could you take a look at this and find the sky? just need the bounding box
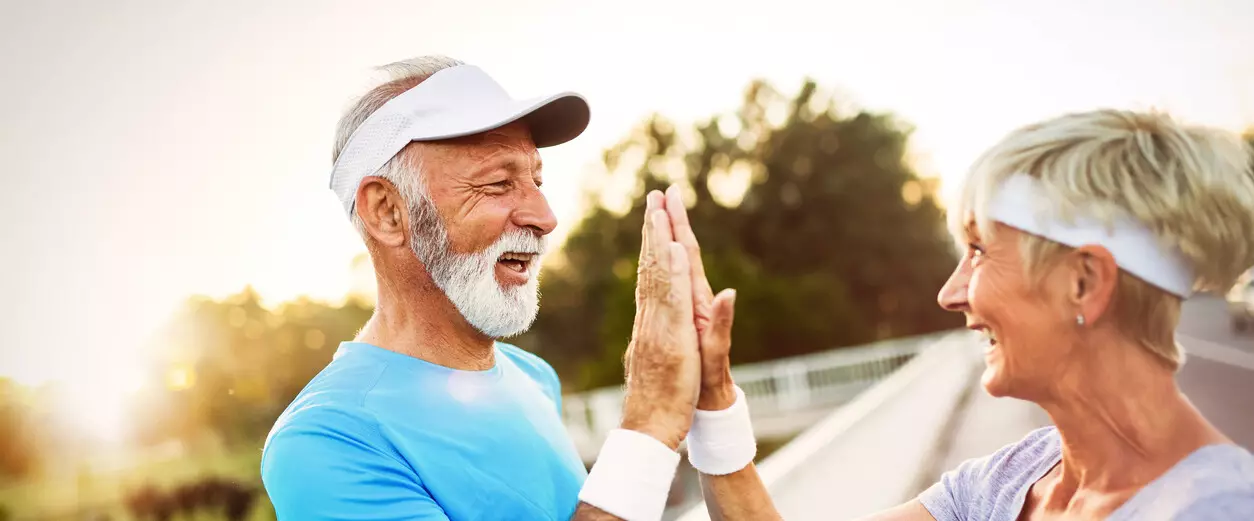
[1,0,1252,406]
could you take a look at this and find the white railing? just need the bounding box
[561,331,954,462]
[674,330,983,521]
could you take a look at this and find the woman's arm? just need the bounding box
[858,501,936,521]
[696,463,935,521]
[662,186,938,521]
[697,463,781,521]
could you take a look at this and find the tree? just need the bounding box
[133,289,372,447]
[0,379,42,479]
[516,79,962,391]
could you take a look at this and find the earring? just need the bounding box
[1076,314,1086,326]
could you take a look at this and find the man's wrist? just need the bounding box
[579,429,680,520]
[620,419,684,451]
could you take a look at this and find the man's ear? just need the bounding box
[356,176,408,248]
[1069,245,1119,325]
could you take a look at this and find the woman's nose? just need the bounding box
[937,263,970,312]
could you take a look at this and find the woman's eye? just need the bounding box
[969,244,985,261]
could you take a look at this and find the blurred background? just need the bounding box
[2,0,1253,519]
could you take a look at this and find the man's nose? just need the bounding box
[937,263,970,312]
[513,186,558,236]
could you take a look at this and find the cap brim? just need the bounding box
[516,93,591,148]
[406,92,590,149]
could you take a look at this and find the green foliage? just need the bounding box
[515,79,962,391]
[134,289,373,447]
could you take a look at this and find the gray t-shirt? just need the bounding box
[918,426,1254,520]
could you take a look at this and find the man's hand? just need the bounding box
[620,190,702,450]
[662,185,738,411]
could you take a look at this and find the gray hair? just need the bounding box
[333,55,466,238]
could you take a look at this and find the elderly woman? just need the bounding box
[644,109,1254,520]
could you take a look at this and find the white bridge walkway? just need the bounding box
[670,330,1008,520]
[562,329,1045,519]
[561,333,937,463]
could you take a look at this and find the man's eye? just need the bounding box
[487,180,512,190]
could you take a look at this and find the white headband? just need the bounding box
[329,64,590,217]
[987,173,1195,298]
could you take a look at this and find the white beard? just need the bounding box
[408,195,546,339]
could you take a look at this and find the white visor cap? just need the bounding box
[329,64,591,216]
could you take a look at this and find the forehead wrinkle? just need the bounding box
[472,142,539,170]
[479,137,542,174]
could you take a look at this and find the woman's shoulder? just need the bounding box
[984,425,1062,472]
[1176,443,1254,480]
[918,426,1062,521]
[1116,443,1254,518]
[1164,443,1254,498]
[961,425,1063,485]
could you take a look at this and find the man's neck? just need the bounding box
[1036,331,1224,497]
[355,273,497,371]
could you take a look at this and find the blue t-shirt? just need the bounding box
[919,426,1254,520]
[260,341,588,520]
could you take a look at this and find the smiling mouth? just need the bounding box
[497,252,536,274]
[969,324,998,346]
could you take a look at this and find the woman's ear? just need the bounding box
[1070,245,1119,325]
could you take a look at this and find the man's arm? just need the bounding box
[572,503,632,520]
[262,406,644,521]
[571,190,704,520]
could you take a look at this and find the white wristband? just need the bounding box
[687,385,757,475]
[578,428,680,521]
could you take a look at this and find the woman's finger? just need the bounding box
[664,185,716,330]
[704,288,737,358]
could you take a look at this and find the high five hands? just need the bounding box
[578,185,779,521]
[620,185,739,447]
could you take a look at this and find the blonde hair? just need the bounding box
[949,109,1254,368]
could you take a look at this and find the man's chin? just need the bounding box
[484,310,539,339]
[469,290,540,339]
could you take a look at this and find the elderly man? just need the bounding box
[260,55,747,521]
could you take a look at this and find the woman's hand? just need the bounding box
[619,190,703,450]
[662,185,739,411]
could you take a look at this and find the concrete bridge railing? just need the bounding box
[674,330,983,521]
[561,332,954,462]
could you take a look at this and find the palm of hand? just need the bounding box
[621,194,702,449]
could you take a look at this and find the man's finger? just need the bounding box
[639,191,663,267]
[638,210,674,312]
[633,191,663,333]
[667,242,694,321]
[648,208,672,286]
[640,192,669,276]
